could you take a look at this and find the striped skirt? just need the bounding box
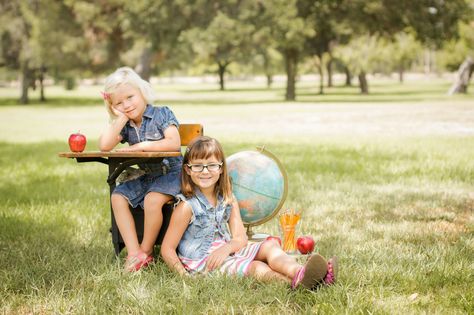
[179,239,263,276]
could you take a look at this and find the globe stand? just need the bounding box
[246,226,269,241]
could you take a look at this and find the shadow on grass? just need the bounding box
[0,97,100,107]
[1,88,463,108]
[0,213,113,294]
[0,141,117,296]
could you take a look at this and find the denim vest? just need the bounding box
[177,190,232,260]
[119,104,183,174]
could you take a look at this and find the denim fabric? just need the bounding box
[177,190,232,260]
[113,105,183,207]
[113,166,182,208]
[119,105,182,173]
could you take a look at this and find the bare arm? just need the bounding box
[226,198,249,251]
[115,124,181,152]
[160,201,193,275]
[205,199,248,271]
[98,114,128,151]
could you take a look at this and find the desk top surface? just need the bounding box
[58,151,181,158]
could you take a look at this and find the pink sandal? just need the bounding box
[125,252,154,272]
[291,253,328,289]
[323,256,338,285]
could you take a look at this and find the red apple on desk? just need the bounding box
[266,235,282,247]
[68,132,87,152]
[296,236,315,254]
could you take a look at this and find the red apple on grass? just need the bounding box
[68,132,87,152]
[296,236,315,254]
[266,235,282,247]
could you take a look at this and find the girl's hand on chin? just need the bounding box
[112,106,127,119]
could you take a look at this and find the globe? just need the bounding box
[226,147,288,238]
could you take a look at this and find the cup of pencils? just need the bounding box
[279,209,301,253]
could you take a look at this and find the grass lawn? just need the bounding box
[0,77,473,314]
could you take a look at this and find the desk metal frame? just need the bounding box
[58,151,180,255]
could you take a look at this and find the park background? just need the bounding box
[1,1,473,314]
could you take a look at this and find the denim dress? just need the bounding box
[113,105,183,208]
[176,189,232,260]
[176,190,264,276]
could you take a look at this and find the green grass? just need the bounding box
[0,78,473,314]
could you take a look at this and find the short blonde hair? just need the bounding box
[181,136,233,205]
[103,67,156,119]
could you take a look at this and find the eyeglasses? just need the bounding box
[186,162,223,172]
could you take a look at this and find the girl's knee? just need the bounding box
[111,193,127,206]
[260,239,281,254]
[145,192,172,205]
[248,261,269,275]
[264,238,281,249]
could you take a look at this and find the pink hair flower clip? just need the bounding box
[100,91,112,101]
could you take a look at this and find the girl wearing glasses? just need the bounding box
[161,136,337,289]
[99,67,182,272]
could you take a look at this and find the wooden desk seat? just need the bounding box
[59,124,203,255]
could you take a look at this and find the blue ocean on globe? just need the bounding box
[226,150,286,225]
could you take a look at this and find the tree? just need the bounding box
[299,0,351,93]
[183,2,255,90]
[334,35,382,94]
[380,32,422,83]
[121,0,198,81]
[257,0,314,100]
[331,0,471,94]
[0,1,35,104]
[249,24,281,88]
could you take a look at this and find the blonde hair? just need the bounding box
[103,67,156,119]
[181,136,233,205]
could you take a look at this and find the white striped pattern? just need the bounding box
[179,239,263,276]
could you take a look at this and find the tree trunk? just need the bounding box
[19,59,30,104]
[39,66,46,102]
[316,54,324,95]
[218,62,228,91]
[358,71,369,94]
[135,47,153,81]
[398,64,404,83]
[327,57,333,87]
[344,66,352,86]
[263,53,273,88]
[448,56,474,95]
[285,49,298,101]
[266,74,273,88]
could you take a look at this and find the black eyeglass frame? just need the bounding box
[186,162,223,172]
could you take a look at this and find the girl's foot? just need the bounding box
[291,253,328,289]
[125,252,154,272]
[324,256,338,285]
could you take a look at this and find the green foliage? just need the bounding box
[184,10,254,67]
[334,35,382,75]
[437,20,474,70]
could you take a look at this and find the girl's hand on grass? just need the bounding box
[205,244,232,271]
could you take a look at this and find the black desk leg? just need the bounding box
[108,159,124,256]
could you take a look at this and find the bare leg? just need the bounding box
[140,192,172,255]
[111,194,140,255]
[254,240,302,279]
[247,261,291,284]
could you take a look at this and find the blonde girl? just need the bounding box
[99,67,182,272]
